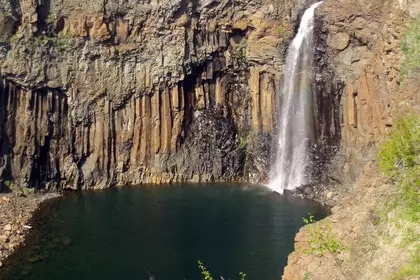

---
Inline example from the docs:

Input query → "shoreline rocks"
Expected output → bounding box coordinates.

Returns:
[0,193,59,267]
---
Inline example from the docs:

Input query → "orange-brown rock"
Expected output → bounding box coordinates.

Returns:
[0,0,304,190]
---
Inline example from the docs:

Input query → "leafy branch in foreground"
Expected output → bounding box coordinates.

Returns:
[198,260,214,280]
[197,260,247,280]
[303,213,315,225]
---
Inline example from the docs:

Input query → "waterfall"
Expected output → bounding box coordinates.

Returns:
[269,1,323,194]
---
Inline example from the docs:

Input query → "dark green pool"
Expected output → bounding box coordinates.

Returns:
[1,184,327,280]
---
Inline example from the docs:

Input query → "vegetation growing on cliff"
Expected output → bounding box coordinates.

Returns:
[401,17,420,76]
[378,114,420,279]
[389,245,420,280]
[302,215,347,255]
[235,38,247,58]
[378,114,420,222]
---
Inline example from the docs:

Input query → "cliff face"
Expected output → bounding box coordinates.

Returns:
[283,0,420,278]
[291,0,420,204]
[1,0,414,193]
[0,0,321,190]
[319,0,420,184]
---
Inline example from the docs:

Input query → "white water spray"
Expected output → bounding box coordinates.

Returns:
[269,2,323,194]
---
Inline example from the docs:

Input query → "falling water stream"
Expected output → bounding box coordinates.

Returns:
[269,2,323,194]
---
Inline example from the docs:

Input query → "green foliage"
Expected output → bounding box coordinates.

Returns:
[236,38,247,58]
[47,12,57,22]
[4,180,13,188]
[398,168,420,222]
[276,25,286,36]
[400,17,420,76]
[377,114,420,222]
[388,245,420,280]
[303,213,315,225]
[51,36,73,52]
[402,227,420,245]
[303,272,311,280]
[238,133,252,151]
[9,32,21,45]
[377,115,420,280]
[378,114,420,174]
[197,261,247,280]
[198,260,214,280]
[303,220,347,255]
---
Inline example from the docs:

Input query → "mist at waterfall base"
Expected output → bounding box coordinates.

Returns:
[269,2,323,194]
[2,184,327,280]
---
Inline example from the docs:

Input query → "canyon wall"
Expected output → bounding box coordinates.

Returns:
[283,0,420,278]
[2,0,413,192]
[318,0,420,184]
[0,0,326,190]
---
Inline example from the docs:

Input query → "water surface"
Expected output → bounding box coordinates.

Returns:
[2,184,327,280]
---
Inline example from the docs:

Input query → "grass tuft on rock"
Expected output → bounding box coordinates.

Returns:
[401,17,420,77]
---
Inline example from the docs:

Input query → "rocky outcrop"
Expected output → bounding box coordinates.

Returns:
[0,193,59,264]
[317,0,420,185]
[283,171,420,280]
[0,0,330,190]
[283,0,420,278]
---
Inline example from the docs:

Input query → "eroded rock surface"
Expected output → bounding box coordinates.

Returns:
[0,0,323,190]
[317,0,420,185]
[283,0,420,278]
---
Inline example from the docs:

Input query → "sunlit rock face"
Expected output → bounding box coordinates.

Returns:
[0,0,324,190]
[313,0,420,185]
[5,0,399,192]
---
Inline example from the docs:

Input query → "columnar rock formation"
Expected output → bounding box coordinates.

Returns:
[2,0,413,192]
[283,0,420,278]
[0,0,319,190]
[316,0,420,184]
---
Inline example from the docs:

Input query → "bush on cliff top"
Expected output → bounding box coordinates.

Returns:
[401,17,420,76]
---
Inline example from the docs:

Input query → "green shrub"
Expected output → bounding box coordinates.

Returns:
[378,114,420,174]
[303,220,347,255]
[377,114,420,222]
[236,38,247,58]
[401,17,420,76]
[276,25,286,36]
